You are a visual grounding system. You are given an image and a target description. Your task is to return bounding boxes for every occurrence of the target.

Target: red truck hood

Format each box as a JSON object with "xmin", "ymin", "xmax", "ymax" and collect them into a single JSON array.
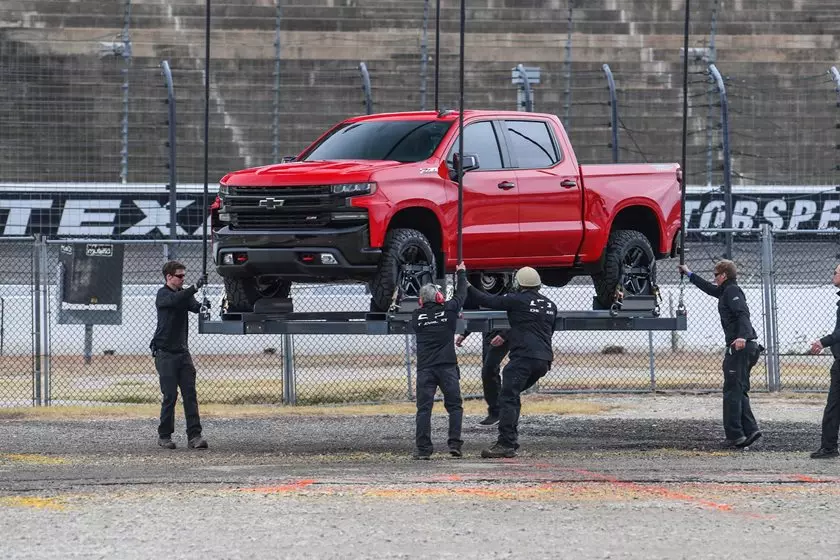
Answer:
[{"xmin": 221, "ymin": 160, "xmax": 405, "ymax": 187}]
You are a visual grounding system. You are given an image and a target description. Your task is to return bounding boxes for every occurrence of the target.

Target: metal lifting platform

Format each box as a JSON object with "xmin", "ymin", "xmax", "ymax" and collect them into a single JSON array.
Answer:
[{"xmin": 198, "ymin": 293, "xmax": 687, "ymax": 336}]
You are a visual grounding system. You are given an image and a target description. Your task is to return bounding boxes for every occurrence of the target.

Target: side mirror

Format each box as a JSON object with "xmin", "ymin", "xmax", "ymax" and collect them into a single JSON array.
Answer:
[
  {"xmin": 281, "ymin": 156, "xmax": 296, "ymax": 163},
  {"xmin": 449, "ymin": 153, "xmax": 480, "ymax": 180}
]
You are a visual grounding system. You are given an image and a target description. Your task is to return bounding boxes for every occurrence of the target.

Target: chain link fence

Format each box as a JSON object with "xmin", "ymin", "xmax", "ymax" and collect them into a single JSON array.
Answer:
[
  {"xmin": 0, "ymin": 228, "xmax": 837, "ymax": 407},
  {"xmin": 0, "ymin": 237, "xmax": 35, "ymax": 406}
]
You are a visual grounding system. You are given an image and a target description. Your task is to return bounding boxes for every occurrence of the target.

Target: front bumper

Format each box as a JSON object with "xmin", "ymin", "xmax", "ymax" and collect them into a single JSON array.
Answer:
[{"xmin": 213, "ymin": 224, "xmax": 381, "ymax": 280}]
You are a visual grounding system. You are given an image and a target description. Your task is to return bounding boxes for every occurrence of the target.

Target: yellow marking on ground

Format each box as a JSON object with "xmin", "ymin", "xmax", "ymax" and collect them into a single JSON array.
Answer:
[
  {"xmin": 0, "ymin": 397, "xmax": 612, "ymax": 420},
  {"xmin": 0, "ymin": 453, "xmax": 68, "ymax": 465},
  {"xmin": 0, "ymin": 496, "xmax": 66, "ymax": 511}
]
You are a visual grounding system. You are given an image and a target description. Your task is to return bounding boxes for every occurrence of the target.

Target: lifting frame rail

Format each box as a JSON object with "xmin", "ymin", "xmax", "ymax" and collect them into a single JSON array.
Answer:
[{"xmin": 198, "ymin": 295, "xmax": 687, "ymax": 336}]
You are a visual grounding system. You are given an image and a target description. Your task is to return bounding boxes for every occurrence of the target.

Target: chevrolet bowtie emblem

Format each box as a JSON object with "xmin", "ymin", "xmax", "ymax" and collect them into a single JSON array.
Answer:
[{"xmin": 258, "ymin": 197, "xmax": 284, "ymax": 210}]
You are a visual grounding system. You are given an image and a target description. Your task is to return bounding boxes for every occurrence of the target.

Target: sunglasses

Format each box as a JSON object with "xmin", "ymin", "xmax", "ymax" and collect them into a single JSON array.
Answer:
[
  {"xmin": 714, "ymin": 271, "xmax": 725, "ymax": 278},
  {"xmin": 171, "ymin": 273, "xmax": 186, "ymax": 279}
]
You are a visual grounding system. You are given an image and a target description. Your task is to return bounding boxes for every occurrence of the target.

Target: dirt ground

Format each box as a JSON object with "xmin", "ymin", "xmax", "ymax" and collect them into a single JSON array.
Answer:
[{"xmin": 1, "ymin": 392, "xmax": 839, "ymax": 559}]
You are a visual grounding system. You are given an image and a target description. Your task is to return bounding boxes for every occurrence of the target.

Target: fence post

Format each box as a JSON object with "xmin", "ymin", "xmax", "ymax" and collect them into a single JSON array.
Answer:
[
  {"xmin": 272, "ymin": 0, "xmax": 283, "ymax": 162},
  {"xmin": 514, "ymin": 63, "xmax": 534, "ymax": 112},
  {"xmin": 602, "ymin": 63, "xmax": 619, "ymax": 163},
  {"xmin": 705, "ymin": 0, "xmax": 720, "ymax": 187},
  {"xmin": 760, "ymin": 223, "xmax": 780, "ymax": 391},
  {"xmin": 404, "ymin": 334, "xmax": 414, "ymax": 400},
  {"xmin": 563, "ymin": 4, "xmax": 573, "ymax": 127},
  {"xmin": 282, "ymin": 333, "xmax": 296, "ymax": 405},
  {"xmin": 41, "ymin": 238, "xmax": 51, "ymax": 406},
  {"xmin": 359, "ymin": 62, "xmax": 373, "ymax": 115},
  {"xmin": 420, "ymin": 0, "xmax": 430, "ymax": 111},
  {"xmin": 119, "ymin": 0, "xmax": 132, "ymax": 184},
  {"xmin": 32, "ymin": 236, "xmax": 42, "ymax": 406},
  {"xmin": 161, "ymin": 60, "xmax": 178, "ymax": 261},
  {"xmin": 708, "ymin": 64, "xmax": 733, "ymax": 259},
  {"xmin": 830, "ymin": 66, "xmax": 840, "ymax": 104}
]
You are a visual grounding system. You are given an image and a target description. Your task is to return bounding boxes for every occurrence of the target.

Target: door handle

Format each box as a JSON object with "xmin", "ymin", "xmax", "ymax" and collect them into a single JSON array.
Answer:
[
  {"xmin": 560, "ymin": 179, "xmax": 577, "ymax": 188},
  {"xmin": 497, "ymin": 181, "xmax": 515, "ymax": 190}
]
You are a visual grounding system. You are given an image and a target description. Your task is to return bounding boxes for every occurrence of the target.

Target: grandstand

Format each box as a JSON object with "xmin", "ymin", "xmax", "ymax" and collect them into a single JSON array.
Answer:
[{"xmin": 1, "ymin": 0, "xmax": 838, "ymax": 186}]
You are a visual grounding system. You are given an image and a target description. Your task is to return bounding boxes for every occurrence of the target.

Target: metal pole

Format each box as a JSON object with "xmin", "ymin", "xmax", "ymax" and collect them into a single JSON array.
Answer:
[
  {"xmin": 201, "ymin": 0, "xmax": 211, "ymax": 286},
  {"xmin": 648, "ymin": 331, "xmax": 656, "ymax": 391},
  {"xmin": 759, "ymin": 223, "xmax": 780, "ymax": 391},
  {"xmin": 830, "ymin": 66, "xmax": 840, "ymax": 103},
  {"xmin": 708, "ymin": 63, "xmax": 732, "ymax": 259},
  {"xmin": 705, "ymin": 0, "xmax": 720, "ymax": 187},
  {"xmin": 420, "ymin": 0, "xmax": 430, "ymax": 111},
  {"xmin": 602, "ymin": 63, "xmax": 618, "ymax": 163},
  {"xmin": 457, "ymin": 0, "xmax": 465, "ymax": 262},
  {"xmin": 563, "ymin": 4, "xmax": 573, "ymax": 127},
  {"xmin": 679, "ymin": 0, "xmax": 690, "ymax": 270},
  {"xmin": 282, "ymin": 333, "xmax": 296, "ymax": 405},
  {"xmin": 359, "ymin": 62, "xmax": 373, "ymax": 115},
  {"xmin": 0, "ymin": 297, "xmax": 4, "ymax": 357},
  {"xmin": 84, "ymin": 324, "xmax": 93, "ymax": 365},
  {"xmin": 32, "ymin": 236, "xmax": 42, "ymax": 406},
  {"xmin": 119, "ymin": 0, "xmax": 132, "ymax": 184},
  {"xmin": 434, "ymin": 0, "xmax": 440, "ymax": 111},
  {"xmin": 41, "ymin": 237, "xmax": 51, "ymax": 405},
  {"xmin": 161, "ymin": 60, "xmax": 178, "ymax": 260},
  {"xmin": 272, "ymin": 0, "xmax": 283, "ymax": 162},
  {"xmin": 404, "ymin": 334, "xmax": 414, "ymax": 399},
  {"xmin": 515, "ymin": 63, "xmax": 533, "ymax": 112},
  {"xmin": 669, "ymin": 292, "xmax": 680, "ymax": 352}
]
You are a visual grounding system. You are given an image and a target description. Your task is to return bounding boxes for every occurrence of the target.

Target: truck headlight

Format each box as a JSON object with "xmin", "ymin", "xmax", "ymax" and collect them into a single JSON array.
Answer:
[
  {"xmin": 218, "ymin": 184, "xmax": 229, "ymax": 197},
  {"xmin": 331, "ymin": 182, "xmax": 376, "ymax": 195}
]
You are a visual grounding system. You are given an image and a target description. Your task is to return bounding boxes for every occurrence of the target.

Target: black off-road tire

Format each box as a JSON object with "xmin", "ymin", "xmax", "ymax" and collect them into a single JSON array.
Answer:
[
  {"xmin": 591, "ymin": 229, "xmax": 656, "ymax": 308},
  {"xmin": 369, "ymin": 228, "xmax": 437, "ymax": 312},
  {"xmin": 222, "ymin": 276, "xmax": 291, "ymax": 313}
]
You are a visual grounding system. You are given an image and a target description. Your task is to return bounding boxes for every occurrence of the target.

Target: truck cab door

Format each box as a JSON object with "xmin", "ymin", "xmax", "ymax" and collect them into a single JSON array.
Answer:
[
  {"xmin": 444, "ymin": 120, "xmax": 519, "ymax": 266},
  {"xmin": 502, "ymin": 119, "xmax": 582, "ymax": 264}
]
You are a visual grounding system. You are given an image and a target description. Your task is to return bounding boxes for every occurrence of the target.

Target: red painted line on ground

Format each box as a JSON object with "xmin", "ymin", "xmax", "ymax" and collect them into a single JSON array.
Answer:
[
  {"xmin": 241, "ymin": 479, "xmax": 316, "ymax": 493},
  {"xmin": 567, "ymin": 468, "xmax": 768, "ymax": 519}
]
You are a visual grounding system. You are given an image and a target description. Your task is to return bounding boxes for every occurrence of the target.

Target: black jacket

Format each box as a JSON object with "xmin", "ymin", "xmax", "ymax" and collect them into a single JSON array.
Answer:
[
  {"xmin": 465, "ymin": 286, "xmax": 557, "ymax": 362},
  {"xmin": 151, "ymin": 284, "xmax": 202, "ymax": 354},
  {"xmin": 459, "ymin": 284, "xmax": 510, "ymax": 344},
  {"xmin": 819, "ymin": 291, "xmax": 840, "ymax": 358},
  {"xmin": 411, "ymin": 270, "xmax": 468, "ymax": 370},
  {"xmin": 689, "ymin": 274, "xmax": 756, "ymax": 346}
]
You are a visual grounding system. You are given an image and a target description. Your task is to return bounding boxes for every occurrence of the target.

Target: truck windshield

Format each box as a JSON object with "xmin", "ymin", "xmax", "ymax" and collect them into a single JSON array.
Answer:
[{"xmin": 301, "ymin": 120, "xmax": 453, "ymax": 163}]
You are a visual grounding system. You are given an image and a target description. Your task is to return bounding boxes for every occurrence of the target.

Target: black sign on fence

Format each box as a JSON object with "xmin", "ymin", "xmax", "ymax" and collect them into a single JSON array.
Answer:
[{"xmin": 58, "ymin": 242, "xmax": 125, "ymax": 325}]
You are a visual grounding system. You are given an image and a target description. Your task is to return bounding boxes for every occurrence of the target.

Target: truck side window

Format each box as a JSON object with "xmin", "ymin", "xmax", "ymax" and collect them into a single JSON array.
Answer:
[
  {"xmin": 505, "ymin": 120, "xmax": 559, "ymax": 169},
  {"xmin": 447, "ymin": 121, "xmax": 503, "ymax": 170}
]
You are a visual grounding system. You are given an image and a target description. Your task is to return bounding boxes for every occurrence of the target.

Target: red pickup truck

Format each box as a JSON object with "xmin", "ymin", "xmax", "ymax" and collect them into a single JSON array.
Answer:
[{"xmin": 211, "ymin": 110, "xmax": 682, "ymax": 312}]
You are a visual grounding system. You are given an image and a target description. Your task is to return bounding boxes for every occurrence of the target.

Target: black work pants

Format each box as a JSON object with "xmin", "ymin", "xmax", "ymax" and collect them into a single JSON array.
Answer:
[
  {"xmin": 415, "ymin": 365, "xmax": 463, "ymax": 454},
  {"xmin": 497, "ymin": 357, "xmax": 551, "ymax": 450},
  {"xmin": 480, "ymin": 333, "xmax": 510, "ymax": 417},
  {"xmin": 721, "ymin": 342, "xmax": 760, "ymax": 441},
  {"xmin": 155, "ymin": 350, "xmax": 202, "ymax": 439},
  {"xmin": 820, "ymin": 358, "xmax": 840, "ymax": 450}
]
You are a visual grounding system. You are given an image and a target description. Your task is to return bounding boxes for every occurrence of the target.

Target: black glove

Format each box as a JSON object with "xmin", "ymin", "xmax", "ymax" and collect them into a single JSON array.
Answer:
[{"xmin": 194, "ymin": 275, "xmax": 207, "ymax": 289}]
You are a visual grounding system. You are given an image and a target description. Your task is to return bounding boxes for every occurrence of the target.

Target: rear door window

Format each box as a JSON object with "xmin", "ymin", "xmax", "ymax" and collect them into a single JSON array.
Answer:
[{"xmin": 504, "ymin": 120, "xmax": 560, "ymax": 169}]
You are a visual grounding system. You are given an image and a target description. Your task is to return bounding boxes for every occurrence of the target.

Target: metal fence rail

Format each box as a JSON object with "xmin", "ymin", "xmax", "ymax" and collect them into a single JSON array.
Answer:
[{"xmin": 1, "ymin": 228, "xmax": 838, "ymax": 407}]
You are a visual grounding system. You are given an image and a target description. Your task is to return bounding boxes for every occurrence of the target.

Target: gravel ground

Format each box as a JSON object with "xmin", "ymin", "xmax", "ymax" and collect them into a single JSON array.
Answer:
[{"xmin": 2, "ymin": 393, "xmax": 840, "ymax": 559}]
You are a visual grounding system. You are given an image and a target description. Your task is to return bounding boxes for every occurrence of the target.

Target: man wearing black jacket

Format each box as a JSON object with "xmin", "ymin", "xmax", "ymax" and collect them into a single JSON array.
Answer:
[
  {"xmin": 466, "ymin": 267, "xmax": 557, "ymax": 458},
  {"xmin": 411, "ymin": 262, "xmax": 468, "ymax": 459},
  {"xmin": 151, "ymin": 260, "xmax": 208, "ymax": 450},
  {"xmin": 679, "ymin": 260, "xmax": 762, "ymax": 448},
  {"xmin": 808, "ymin": 263, "xmax": 840, "ymax": 459},
  {"xmin": 456, "ymin": 284, "xmax": 511, "ymax": 426}
]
